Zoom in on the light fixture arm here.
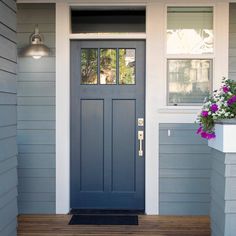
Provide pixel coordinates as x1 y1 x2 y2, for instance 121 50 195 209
30 25 44 45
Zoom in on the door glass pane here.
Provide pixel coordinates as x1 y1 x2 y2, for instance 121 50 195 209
81 49 98 84
119 49 136 85
100 49 116 84
167 7 213 54
168 59 211 105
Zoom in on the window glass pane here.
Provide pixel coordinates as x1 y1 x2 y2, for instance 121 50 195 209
119 49 135 85
71 10 146 33
167 7 213 54
100 49 117 84
168 59 211 105
81 49 98 84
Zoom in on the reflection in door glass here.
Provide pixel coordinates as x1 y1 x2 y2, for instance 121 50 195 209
81 49 98 84
119 49 135 84
100 49 116 84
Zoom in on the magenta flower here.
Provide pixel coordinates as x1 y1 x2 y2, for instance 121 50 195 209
196 126 202 134
207 133 216 139
200 131 216 140
227 95 236 106
223 86 230 93
201 131 208 139
210 104 218 113
201 111 208 117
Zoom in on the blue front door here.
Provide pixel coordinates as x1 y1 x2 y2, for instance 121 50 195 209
70 40 145 210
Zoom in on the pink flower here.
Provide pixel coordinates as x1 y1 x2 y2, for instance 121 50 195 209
201 111 208 117
227 96 236 106
200 131 216 140
223 86 230 93
210 104 218 113
201 131 208 139
196 126 202 134
207 133 216 139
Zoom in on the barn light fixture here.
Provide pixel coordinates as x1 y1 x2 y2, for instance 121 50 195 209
21 25 50 59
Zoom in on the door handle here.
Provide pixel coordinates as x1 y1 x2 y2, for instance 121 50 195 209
138 130 144 157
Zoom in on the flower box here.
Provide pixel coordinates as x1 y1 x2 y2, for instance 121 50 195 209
208 119 236 153
196 78 236 140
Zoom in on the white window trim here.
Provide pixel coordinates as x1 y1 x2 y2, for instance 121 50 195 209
165 4 215 107
69 33 147 40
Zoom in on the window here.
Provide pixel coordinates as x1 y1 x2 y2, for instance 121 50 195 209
71 10 145 34
168 59 212 105
80 48 136 85
167 7 213 105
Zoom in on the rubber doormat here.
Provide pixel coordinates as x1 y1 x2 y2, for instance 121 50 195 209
69 214 138 225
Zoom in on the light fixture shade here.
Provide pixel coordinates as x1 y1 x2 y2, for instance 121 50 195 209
20 25 50 59
21 44 50 58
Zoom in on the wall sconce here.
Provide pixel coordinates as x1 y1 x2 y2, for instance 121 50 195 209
21 25 50 59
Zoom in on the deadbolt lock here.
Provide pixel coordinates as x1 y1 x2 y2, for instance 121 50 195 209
138 118 144 127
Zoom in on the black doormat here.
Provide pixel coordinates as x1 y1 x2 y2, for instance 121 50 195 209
69 214 138 225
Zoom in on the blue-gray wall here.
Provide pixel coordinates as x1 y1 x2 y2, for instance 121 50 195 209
159 124 211 215
17 3 56 214
211 149 236 236
229 3 236 81
210 149 225 236
0 0 18 235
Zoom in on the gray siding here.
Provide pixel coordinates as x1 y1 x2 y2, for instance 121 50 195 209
17 3 56 214
229 3 236 81
211 149 236 236
0 0 18 235
159 123 211 215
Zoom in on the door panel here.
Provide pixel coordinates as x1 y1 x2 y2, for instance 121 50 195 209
80 100 104 192
112 99 136 192
70 40 145 210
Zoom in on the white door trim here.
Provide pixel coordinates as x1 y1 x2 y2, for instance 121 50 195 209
55 1 160 215
56 2 70 214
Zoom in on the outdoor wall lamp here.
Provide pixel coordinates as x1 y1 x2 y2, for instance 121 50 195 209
21 25 50 59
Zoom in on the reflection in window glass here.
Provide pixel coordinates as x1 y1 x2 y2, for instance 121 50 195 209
81 49 98 84
119 49 135 84
100 49 116 84
168 59 211 105
167 7 213 54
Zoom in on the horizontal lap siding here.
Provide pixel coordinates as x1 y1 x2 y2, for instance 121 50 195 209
0 0 18 235
159 124 211 215
229 4 236 80
17 3 56 214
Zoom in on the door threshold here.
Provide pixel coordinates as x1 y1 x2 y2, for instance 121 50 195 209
70 209 145 215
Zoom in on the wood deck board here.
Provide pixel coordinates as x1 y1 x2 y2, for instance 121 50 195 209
17 215 210 236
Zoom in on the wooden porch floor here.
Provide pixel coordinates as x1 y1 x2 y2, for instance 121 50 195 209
17 215 210 236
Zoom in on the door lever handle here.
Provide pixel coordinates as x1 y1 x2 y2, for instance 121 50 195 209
138 130 144 157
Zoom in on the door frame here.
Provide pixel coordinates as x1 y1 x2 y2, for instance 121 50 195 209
55 1 159 215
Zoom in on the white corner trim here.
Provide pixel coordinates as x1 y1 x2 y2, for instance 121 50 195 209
56 2 70 214
214 2 229 89
208 124 236 153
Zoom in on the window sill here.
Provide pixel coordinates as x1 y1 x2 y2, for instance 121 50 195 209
158 106 201 114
